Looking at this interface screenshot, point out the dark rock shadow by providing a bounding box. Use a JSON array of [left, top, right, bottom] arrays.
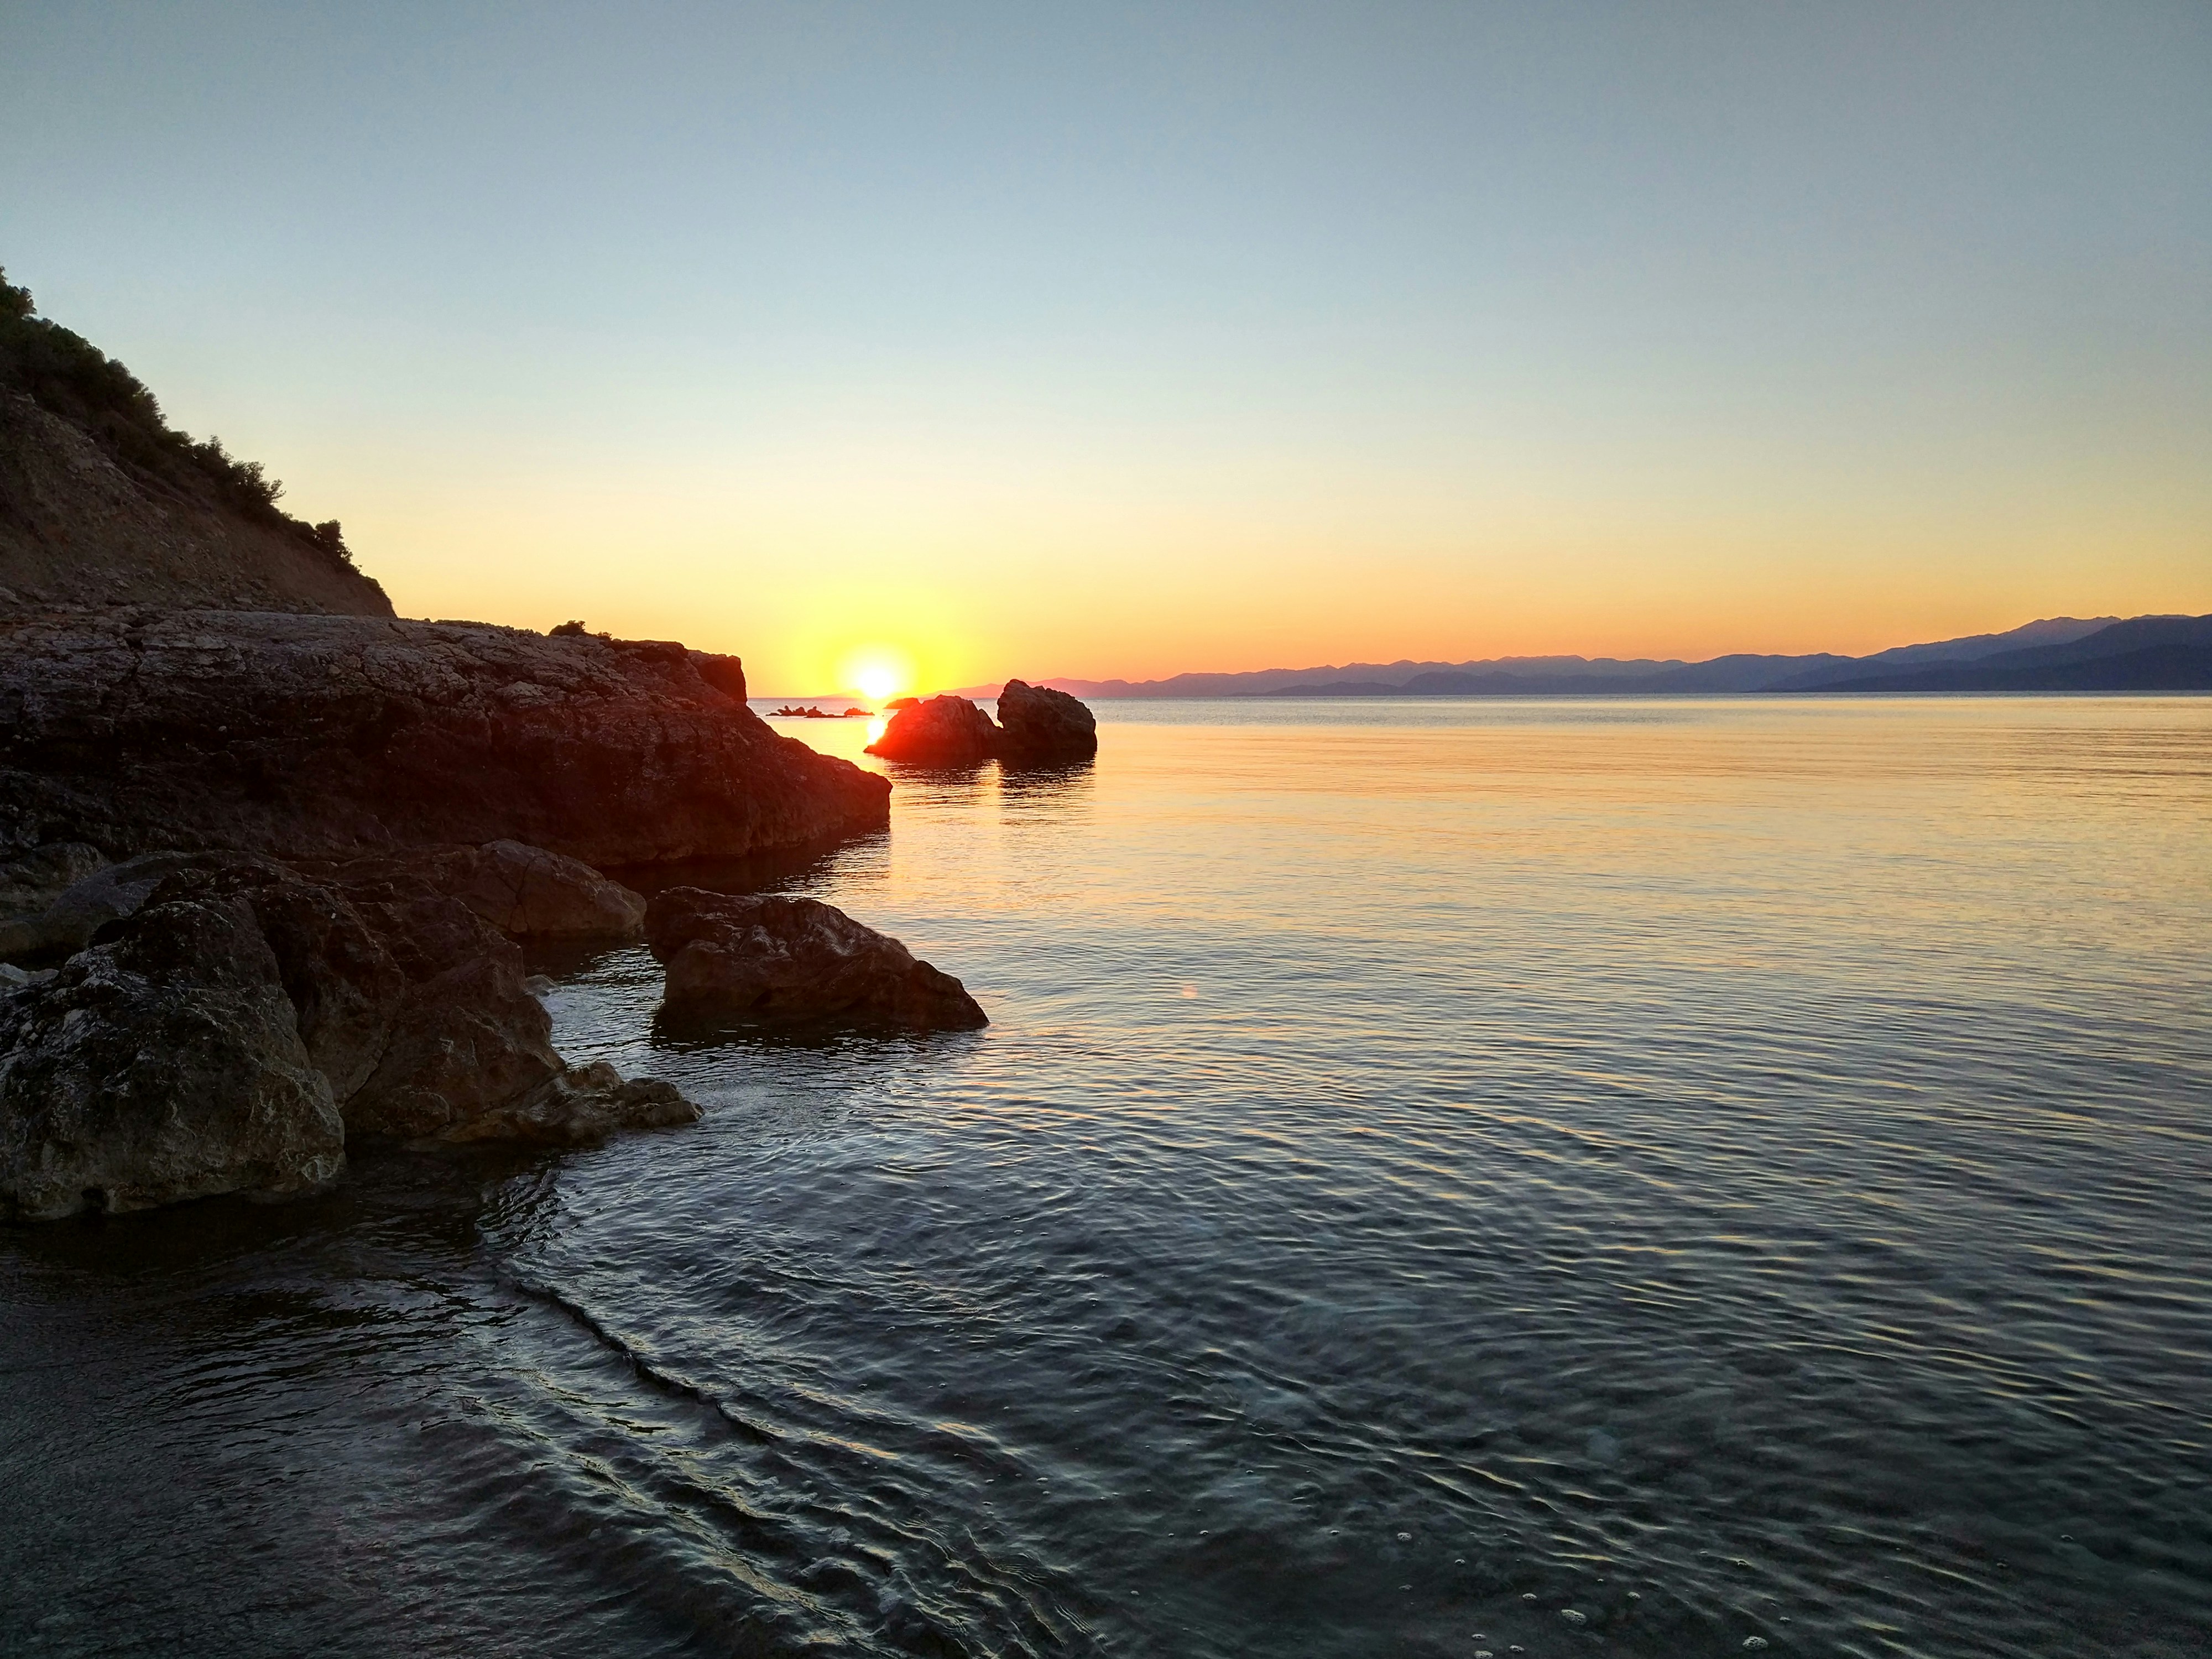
[[648, 1005, 991, 1056], [0, 1139, 562, 1281], [604, 828, 888, 904]]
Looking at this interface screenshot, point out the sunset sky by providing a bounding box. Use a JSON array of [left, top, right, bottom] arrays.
[[4, 1, 2207, 694]]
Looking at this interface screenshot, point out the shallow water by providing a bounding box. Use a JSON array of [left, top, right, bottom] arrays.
[[4, 696, 2209, 1658]]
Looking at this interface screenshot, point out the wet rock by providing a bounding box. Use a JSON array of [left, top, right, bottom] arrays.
[[645, 888, 988, 1030], [0, 893, 345, 1220], [0, 609, 888, 868], [324, 839, 645, 941], [0, 858, 696, 1217], [436, 1061, 698, 1147], [864, 694, 1000, 766], [996, 679, 1098, 764]]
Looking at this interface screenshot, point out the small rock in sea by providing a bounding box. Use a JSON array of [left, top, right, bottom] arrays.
[[996, 678, 1099, 765], [865, 694, 1001, 766], [1744, 1640, 1769, 1651], [645, 888, 987, 1031], [1561, 1608, 1588, 1625]]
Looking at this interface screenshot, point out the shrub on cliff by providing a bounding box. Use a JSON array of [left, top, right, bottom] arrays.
[[0, 264, 354, 569]]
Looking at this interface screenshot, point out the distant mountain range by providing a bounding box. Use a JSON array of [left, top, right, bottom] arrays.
[[958, 614, 2212, 700]]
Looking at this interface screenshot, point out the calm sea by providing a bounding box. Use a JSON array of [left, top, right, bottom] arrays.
[[4, 697, 2209, 1658]]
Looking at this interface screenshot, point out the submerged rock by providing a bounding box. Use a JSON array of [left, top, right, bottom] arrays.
[[645, 888, 988, 1031], [0, 892, 345, 1220], [996, 679, 1098, 764], [864, 693, 1001, 766], [0, 857, 697, 1219]]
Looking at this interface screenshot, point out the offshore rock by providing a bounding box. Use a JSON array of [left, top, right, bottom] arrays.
[[0, 893, 345, 1220], [645, 888, 989, 1031], [995, 679, 1098, 764], [864, 693, 1001, 766], [0, 609, 889, 868]]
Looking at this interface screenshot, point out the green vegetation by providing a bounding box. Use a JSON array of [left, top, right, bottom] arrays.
[[0, 265, 353, 568]]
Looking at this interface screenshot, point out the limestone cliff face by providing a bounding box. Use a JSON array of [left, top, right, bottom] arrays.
[[0, 609, 890, 867], [0, 392, 395, 616]]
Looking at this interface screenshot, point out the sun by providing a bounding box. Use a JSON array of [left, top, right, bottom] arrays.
[[841, 648, 914, 706]]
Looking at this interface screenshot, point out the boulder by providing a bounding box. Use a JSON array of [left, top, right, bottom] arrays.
[[322, 839, 646, 941], [995, 679, 1098, 764], [0, 841, 106, 920], [0, 849, 239, 963], [645, 888, 988, 1031], [0, 893, 346, 1220], [0, 609, 889, 868], [435, 1062, 698, 1149], [0, 857, 699, 1217], [864, 694, 1000, 766]]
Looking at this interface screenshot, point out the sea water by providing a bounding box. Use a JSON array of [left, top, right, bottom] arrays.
[[3, 696, 2208, 1657]]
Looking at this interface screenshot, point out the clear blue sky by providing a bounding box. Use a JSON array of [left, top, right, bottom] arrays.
[[4, 1, 2206, 691]]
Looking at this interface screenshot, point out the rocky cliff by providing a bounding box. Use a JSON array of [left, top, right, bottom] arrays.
[[0, 608, 889, 868]]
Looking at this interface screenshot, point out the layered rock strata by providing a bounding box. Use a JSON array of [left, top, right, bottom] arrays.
[[0, 609, 890, 867], [645, 888, 988, 1031]]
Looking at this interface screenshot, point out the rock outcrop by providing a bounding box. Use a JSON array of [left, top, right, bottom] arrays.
[[0, 609, 890, 868], [317, 839, 646, 941], [645, 888, 989, 1031], [0, 890, 347, 1220], [864, 693, 1003, 766], [0, 849, 211, 962], [864, 682, 1099, 768], [0, 856, 697, 1220], [995, 679, 1098, 764]]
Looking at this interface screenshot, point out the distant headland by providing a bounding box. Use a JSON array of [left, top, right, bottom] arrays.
[[950, 613, 2212, 700]]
